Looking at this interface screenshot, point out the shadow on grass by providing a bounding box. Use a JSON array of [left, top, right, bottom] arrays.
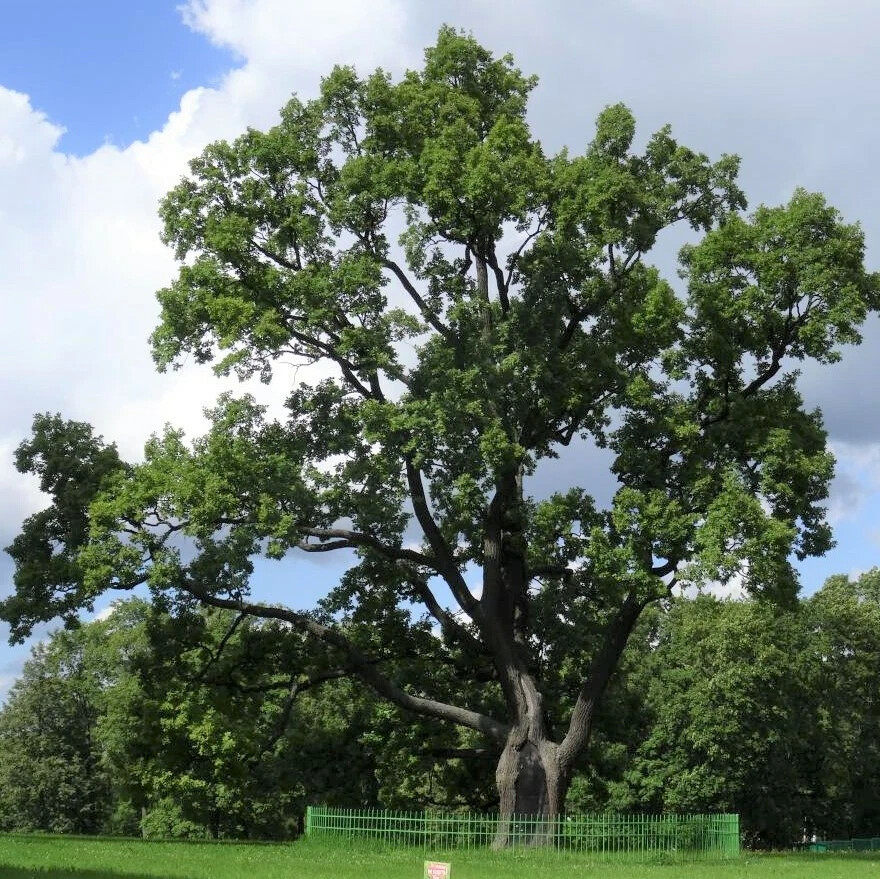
[[0, 869, 197, 879], [0, 870, 170, 879], [0, 833, 290, 848]]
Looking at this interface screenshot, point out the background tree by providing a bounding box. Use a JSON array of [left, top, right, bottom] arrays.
[[3, 28, 879, 833], [123, 604, 388, 839], [0, 623, 114, 833], [572, 577, 880, 846], [0, 596, 433, 839], [4, 585, 880, 842], [104, 605, 309, 839], [801, 570, 880, 839], [615, 596, 816, 846]]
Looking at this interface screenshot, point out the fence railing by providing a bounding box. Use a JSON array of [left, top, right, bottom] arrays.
[[304, 806, 740, 858], [810, 836, 880, 852]]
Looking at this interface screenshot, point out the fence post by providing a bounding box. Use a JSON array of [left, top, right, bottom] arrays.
[[305, 806, 312, 836]]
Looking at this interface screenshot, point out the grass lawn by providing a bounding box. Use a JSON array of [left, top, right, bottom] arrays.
[[0, 835, 877, 879]]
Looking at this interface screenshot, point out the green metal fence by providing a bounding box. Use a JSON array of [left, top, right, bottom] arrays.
[[810, 837, 880, 852], [305, 806, 740, 859]]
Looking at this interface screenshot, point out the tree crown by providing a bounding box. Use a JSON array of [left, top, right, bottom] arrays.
[[4, 29, 878, 762]]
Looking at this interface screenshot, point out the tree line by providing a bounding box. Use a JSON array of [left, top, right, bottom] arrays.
[[1, 570, 877, 847]]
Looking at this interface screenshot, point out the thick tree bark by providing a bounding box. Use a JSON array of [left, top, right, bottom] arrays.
[[489, 661, 570, 848], [492, 734, 568, 848]]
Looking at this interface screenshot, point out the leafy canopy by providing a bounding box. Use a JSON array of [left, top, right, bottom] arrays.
[[3, 28, 878, 758]]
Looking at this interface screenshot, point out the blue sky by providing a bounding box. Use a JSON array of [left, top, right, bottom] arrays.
[[2, 0, 880, 696], [0, 2, 235, 155]]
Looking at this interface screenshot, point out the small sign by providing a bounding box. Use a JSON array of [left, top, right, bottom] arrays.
[[423, 861, 451, 879]]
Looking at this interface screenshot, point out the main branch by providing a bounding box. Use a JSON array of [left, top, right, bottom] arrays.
[[405, 460, 482, 621], [558, 592, 647, 767], [183, 583, 509, 742]]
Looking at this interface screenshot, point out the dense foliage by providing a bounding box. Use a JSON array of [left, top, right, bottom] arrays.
[[3, 574, 880, 845]]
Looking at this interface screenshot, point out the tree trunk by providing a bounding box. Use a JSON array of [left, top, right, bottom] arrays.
[[482, 589, 644, 848], [492, 734, 568, 848]]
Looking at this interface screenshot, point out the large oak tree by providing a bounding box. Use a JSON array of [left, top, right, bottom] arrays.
[[4, 29, 878, 835]]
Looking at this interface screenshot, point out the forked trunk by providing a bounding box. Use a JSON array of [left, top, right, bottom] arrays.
[[492, 735, 568, 848], [484, 591, 644, 848]]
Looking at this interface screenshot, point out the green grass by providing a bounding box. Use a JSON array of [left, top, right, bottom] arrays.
[[0, 835, 877, 879]]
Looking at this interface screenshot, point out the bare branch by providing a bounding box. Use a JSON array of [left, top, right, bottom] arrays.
[[559, 301, 586, 351], [252, 240, 300, 272], [298, 527, 439, 569], [189, 613, 245, 689], [559, 592, 647, 767], [297, 539, 352, 553], [247, 666, 363, 768], [480, 488, 506, 611], [484, 246, 510, 312], [182, 583, 508, 742], [402, 569, 485, 655], [419, 747, 495, 760], [236, 269, 386, 401], [528, 564, 574, 582], [607, 243, 618, 282], [404, 460, 482, 621], [503, 219, 545, 292], [381, 257, 455, 342], [286, 325, 376, 399], [458, 245, 473, 278], [699, 303, 804, 429], [650, 559, 678, 578]]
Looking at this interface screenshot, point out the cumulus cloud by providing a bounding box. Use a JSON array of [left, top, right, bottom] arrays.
[[826, 441, 880, 523], [92, 603, 120, 623], [0, 0, 414, 525], [2, 0, 880, 696], [5, 0, 879, 525], [181, 0, 411, 71], [0, 0, 420, 692]]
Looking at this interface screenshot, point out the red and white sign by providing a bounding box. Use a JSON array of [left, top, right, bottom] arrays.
[[423, 861, 451, 879]]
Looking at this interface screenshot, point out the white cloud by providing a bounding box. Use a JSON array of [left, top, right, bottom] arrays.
[[0, 0, 416, 532], [92, 602, 120, 623], [0, 0, 421, 697], [2, 0, 880, 694], [825, 441, 880, 525], [5, 0, 878, 522], [676, 571, 748, 602], [181, 0, 412, 71]]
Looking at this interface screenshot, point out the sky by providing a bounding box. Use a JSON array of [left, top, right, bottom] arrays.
[[2, 0, 880, 695]]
